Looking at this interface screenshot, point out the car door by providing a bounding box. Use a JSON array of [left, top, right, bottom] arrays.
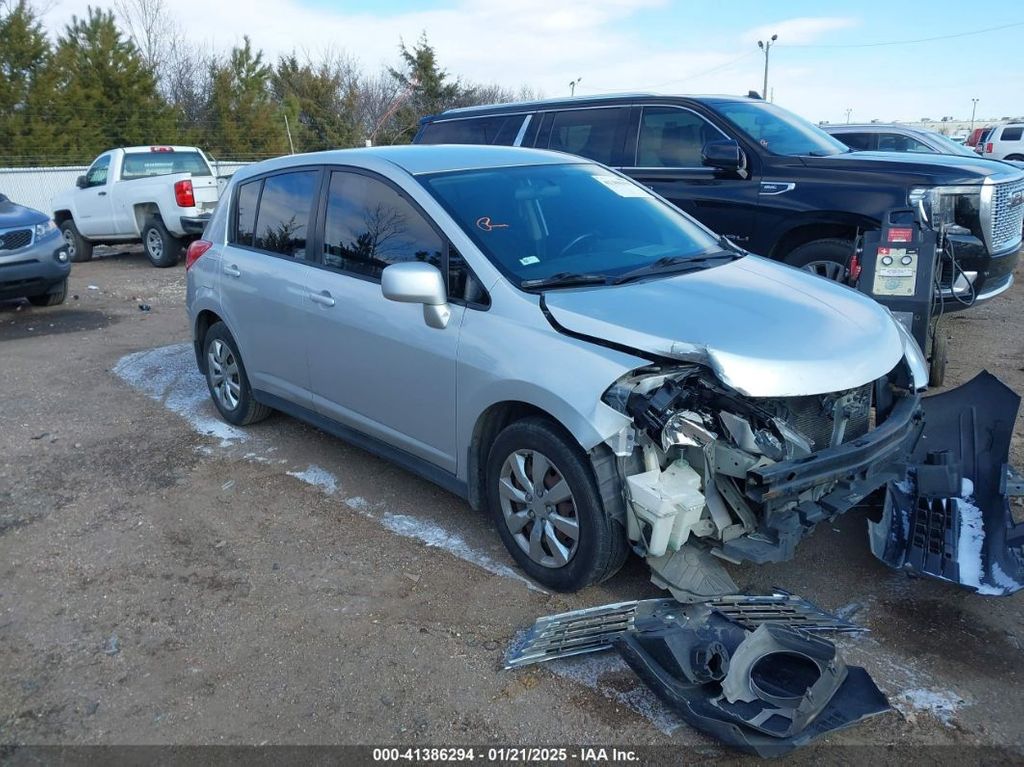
[[305, 168, 464, 472], [620, 105, 760, 248], [217, 168, 322, 405], [74, 154, 115, 237]]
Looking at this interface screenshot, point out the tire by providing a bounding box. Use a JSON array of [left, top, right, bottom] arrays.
[[60, 220, 93, 263], [785, 238, 856, 282], [1004, 154, 1024, 161], [202, 321, 272, 426], [929, 327, 947, 388], [27, 278, 68, 307], [485, 416, 627, 592], [142, 217, 182, 268]]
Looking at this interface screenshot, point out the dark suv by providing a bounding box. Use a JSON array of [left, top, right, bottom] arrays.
[[414, 94, 1024, 307]]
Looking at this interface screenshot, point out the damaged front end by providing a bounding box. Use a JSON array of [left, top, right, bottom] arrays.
[[602, 359, 1023, 599]]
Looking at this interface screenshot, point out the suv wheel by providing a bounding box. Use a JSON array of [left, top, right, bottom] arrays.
[[785, 238, 855, 282], [486, 417, 627, 591], [142, 218, 182, 268], [27, 278, 68, 307], [60, 220, 93, 262], [203, 321, 272, 426]]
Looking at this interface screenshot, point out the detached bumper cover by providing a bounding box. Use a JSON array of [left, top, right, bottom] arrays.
[[870, 371, 1024, 595]]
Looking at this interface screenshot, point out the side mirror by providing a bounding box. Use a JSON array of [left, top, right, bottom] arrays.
[[381, 261, 451, 329], [76, 175, 88, 189], [701, 139, 742, 171]]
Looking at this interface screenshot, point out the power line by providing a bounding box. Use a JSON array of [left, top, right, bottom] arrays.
[[779, 20, 1024, 48]]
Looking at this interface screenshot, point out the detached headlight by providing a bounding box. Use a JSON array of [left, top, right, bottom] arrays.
[[908, 186, 980, 234], [34, 220, 58, 239]]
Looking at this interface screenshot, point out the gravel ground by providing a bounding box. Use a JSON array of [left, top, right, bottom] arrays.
[[1, 247, 1022, 759]]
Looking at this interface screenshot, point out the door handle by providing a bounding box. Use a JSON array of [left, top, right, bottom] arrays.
[[97, 191, 107, 196], [223, 264, 241, 278], [309, 290, 335, 307]]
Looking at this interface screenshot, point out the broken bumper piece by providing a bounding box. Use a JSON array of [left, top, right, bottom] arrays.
[[870, 371, 1024, 595], [507, 594, 887, 756]]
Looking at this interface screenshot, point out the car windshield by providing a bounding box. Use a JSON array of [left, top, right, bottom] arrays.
[[715, 101, 849, 157], [420, 163, 726, 287]]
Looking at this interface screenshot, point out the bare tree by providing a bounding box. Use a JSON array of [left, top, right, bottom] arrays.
[[114, 0, 172, 72]]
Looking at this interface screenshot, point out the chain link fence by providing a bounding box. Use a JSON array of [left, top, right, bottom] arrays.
[[0, 160, 252, 215]]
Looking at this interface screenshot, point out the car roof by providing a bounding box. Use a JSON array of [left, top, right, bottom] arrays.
[[428, 93, 757, 120], [825, 123, 932, 135], [231, 144, 589, 181]]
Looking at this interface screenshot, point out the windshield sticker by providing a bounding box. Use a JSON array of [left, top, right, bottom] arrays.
[[519, 256, 540, 266], [476, 216, 510, 232], [593, 174, 647, 198]]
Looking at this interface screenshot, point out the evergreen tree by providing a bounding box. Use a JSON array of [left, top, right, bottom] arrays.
[[273, 53, 361, 152], [384, 33, 467, 143], [0, 1, 54, 163]]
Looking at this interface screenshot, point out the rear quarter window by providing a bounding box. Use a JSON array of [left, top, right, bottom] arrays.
[[234, 180, 261, 248], [1000, 127, 1023, 142], [419, 116, 514, 145]]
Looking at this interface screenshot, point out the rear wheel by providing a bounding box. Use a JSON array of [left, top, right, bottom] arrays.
[[60, 220, 93, 263], [785, 238, 856, 282], [929, 327, 948, 388], [142, 218, 182, 268], [486, 417, 627, 591], [27, 278, 68, 307], [202, 321, 272, 426]]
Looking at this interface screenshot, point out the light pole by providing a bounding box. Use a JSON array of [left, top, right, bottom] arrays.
[[970, 98, 979, 132], [844, 108, 853, 124], [569, 77, 582, 97], [757, 34, 777, 100]]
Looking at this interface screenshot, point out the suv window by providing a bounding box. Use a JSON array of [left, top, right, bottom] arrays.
[[1001, 126, 1023, 142], [636, 106, 724, 167], [833, 132, 874, 151], [234, 180, 261, 247], [323, 170, 443, 280], [877, 133, 932, 153], [544, 108, 628, 165], [252, 170, 319, 258], [419, 115, 520, 145], [85, 155, 110, 187]]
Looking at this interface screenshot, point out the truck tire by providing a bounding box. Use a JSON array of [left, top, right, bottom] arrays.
[[60, 220, 93, 263], [142, 218, 183, 268], [28, 278, 69, 307], [929, 328, 948, 388], [785, 238, 856, 283]]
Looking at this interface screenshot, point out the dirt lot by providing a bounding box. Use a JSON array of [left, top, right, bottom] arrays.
[[1, 248, 1023, 759]]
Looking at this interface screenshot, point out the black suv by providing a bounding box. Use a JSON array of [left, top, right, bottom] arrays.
[[414, 94, 1024, 307]]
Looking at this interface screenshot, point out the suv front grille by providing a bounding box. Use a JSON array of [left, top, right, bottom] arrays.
[[990, 178, 1024, 253], [0, 228, 33, 252]]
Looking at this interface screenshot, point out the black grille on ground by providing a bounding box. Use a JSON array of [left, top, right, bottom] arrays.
[[0, 228, 32, 251]]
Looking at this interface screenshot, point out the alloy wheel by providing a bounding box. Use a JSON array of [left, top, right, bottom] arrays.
[[62, 229, 77, 259], [498, 449, 580, 568], [207, 339, 241, 411], [801, 260, 847, 281], [146, 228, 163, 260]]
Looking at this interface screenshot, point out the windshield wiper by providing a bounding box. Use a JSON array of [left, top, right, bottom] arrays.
[[520, 271, 609, 290], [610, 250, 741, 285]]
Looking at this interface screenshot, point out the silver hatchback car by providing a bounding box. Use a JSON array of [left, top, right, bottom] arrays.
[[186, 145, 936, 598]]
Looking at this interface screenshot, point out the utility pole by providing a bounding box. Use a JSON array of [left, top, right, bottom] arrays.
[[970, 98, 980, 132], [757, 34, 777, 100], [845, 108, 853, 124], [284, 114, 295, 154], [569, 77, 582, 97]]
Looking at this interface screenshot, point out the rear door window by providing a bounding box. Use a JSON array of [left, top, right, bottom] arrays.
[[418, 116, 510, 145], [877, 133, 932, 153], [635, 106, 725, 167], [251, 170, 320, 258], [545, 107, 629, 165], [234, 180, 261, 247]]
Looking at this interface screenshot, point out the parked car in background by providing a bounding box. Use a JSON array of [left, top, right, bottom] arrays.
[[0, 193, 70, 306], [185, 145, 934, 596], [415, 94, 1024, 307], [52, 146, 219, 267], [977, 123, 1024, 161], [825, 123, 1024, 170]]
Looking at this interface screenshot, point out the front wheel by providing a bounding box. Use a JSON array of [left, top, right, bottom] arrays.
[[202, 322, 272, 426], [142, 218, 182, 268], [785, 238, 856, 282], [486, 417, 627, 591], [60, 220, 93, 263], [27, 278, 68, 307]]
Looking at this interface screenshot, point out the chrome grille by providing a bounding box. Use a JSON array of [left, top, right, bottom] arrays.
[[991, 178, 1024, 253], [0, 227, 33, 252]]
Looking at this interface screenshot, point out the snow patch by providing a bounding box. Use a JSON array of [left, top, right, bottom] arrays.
[[345, 496, 371, 512], [113, 343, 247, 447], [895, 688, 963, 725], [287, 465, 339, 495]]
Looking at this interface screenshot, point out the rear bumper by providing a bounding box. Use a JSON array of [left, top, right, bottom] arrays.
[[0, 235, 71, 300], [179, 215, 211, 236]]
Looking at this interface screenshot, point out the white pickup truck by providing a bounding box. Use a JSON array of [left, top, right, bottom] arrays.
[[52, 145, 220, 267]]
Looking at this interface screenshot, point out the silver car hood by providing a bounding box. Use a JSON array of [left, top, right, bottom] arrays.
[[543, 255, 906, 397]]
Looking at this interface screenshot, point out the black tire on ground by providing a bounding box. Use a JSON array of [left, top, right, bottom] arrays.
[[59, 220, 93, 263], [27, 278, 68, 307], [784, 238, 857, 282], [485, 416, 628, 592], [202, 321, 272, 426], [142, 217, 183, 268], [929, 327, 948, 388], [1004, 154, 1024, 161]]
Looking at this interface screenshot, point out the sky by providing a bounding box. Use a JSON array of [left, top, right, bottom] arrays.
[[36, 0, 1024, 124]]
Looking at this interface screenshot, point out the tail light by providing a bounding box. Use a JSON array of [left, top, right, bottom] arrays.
[[985, 142, 993, 154], [185, 239, 212, 270], [174, 179, 195, 208]]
